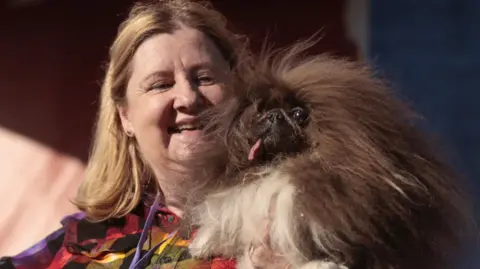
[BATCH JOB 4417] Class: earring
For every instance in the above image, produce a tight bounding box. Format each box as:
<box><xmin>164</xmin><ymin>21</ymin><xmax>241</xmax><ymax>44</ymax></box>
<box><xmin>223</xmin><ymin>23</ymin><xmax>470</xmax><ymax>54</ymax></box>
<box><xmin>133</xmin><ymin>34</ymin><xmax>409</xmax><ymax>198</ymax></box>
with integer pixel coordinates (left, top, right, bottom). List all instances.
<box><xmin>125</xmin><ymin>130</ymin><xmax>134</xmax><ymax>137</ymax></box>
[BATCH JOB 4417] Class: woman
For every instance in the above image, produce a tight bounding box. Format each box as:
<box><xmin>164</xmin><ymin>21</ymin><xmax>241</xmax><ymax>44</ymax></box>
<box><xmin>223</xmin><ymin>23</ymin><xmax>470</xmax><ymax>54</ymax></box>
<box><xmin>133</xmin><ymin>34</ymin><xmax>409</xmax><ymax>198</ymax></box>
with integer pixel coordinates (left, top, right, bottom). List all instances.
<box><xmin>0</xmin><ymin>1</ymin><xmax>250</xmax><ymax>268</ymax></box>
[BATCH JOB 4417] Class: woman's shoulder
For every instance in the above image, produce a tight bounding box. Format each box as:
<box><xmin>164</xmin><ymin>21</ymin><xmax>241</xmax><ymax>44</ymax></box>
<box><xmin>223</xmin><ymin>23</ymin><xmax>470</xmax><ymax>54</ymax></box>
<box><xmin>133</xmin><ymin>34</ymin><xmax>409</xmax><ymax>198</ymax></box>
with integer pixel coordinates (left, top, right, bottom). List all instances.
<box><xmin>0</xmin><ymin>227</ymin><xmax>65</xmax><ymax>268</ymax></box>
<box><xmin>0</xmin><ymin>210</ymin><xmax>143</xmax><ymax>268</ymax></box>
<box><xmin>0</xmin><ymin>212</ymin><xmax>83</xmax><ymax>269</ymax></box>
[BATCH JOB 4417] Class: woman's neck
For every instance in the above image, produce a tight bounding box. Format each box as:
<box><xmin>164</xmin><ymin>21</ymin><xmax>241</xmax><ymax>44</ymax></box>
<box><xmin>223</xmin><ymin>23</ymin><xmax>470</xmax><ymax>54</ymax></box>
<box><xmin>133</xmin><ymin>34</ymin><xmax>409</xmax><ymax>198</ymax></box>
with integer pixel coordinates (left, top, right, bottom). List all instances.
<box><xmin>154</xmin><ymin>167</ymin><xmax>193</xmax><ymax>219</ymax></box>
<box><xmin>157</xmin><ymin>185</ymin><xmax>186</xmax><ymax>219</ymax></box>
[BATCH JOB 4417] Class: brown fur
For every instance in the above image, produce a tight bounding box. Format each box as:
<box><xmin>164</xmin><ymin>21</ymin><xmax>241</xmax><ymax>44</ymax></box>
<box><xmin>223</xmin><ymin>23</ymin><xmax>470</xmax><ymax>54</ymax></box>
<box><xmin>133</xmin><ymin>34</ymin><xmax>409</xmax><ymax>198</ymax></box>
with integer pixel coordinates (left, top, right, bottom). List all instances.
<box><xmin>180</xmin><ymin>42</ymin><xmax>472</xmax><ymax>269</ymax></box>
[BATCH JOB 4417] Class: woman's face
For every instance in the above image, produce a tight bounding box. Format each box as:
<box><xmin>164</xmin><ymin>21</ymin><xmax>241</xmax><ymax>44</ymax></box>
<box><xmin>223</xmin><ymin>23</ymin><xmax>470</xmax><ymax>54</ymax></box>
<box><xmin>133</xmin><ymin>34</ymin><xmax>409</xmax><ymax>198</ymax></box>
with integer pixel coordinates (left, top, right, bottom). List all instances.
<box><xmin>118</xmin><ymin>25</ymin><xmax>233</xmax><ymax>176</ymax></box>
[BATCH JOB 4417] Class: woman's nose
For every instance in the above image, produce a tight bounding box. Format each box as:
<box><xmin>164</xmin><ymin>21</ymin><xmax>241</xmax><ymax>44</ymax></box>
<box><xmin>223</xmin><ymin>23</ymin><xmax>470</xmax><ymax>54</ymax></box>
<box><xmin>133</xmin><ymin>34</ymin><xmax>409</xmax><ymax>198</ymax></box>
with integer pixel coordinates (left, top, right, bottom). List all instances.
<box><xmin>172</xmin><ymin>79</ymin><xmax>203</xmax><ymax>113</ymax></box>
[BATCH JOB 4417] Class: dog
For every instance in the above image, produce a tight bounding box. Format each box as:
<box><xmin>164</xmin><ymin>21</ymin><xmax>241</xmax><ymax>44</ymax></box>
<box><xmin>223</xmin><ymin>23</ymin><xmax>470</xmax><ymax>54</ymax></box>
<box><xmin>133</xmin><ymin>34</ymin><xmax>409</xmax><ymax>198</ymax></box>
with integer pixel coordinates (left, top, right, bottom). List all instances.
<box><xmin>180</xmin><ymin>42</ymin><xmax>471</xmax><ymax>269</ymax></box>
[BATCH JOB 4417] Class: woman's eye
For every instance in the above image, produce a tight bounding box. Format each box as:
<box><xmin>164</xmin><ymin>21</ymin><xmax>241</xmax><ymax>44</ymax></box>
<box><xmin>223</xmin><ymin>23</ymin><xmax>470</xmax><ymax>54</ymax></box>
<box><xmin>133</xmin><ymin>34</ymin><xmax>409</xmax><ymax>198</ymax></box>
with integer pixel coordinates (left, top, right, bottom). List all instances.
<box><xmin>196</xmin><ymin>75</ymin><xmax>215</xmax><ymax>85</ymax></box>
<box><xmin>149</xmin><ymin>82</ymin><xmax>173</xmax><ymax>91</ymax></box>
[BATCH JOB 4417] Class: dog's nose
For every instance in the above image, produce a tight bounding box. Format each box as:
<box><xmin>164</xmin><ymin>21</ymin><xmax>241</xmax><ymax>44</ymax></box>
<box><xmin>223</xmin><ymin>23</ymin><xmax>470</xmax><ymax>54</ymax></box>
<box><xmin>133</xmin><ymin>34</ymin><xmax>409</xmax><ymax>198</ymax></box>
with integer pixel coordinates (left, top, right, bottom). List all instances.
<box><xmin>266</xmin><ymin>109</ymin><xmax>283</xmax><ymax>123</ymax></box>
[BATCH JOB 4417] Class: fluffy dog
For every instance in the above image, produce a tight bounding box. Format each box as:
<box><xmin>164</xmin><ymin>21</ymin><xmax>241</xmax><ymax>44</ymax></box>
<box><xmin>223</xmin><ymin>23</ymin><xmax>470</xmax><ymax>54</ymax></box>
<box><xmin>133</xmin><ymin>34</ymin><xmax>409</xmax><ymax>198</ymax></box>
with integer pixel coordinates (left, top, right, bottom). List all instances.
<box><xmin>181</xmin><ymin>43</ymin><xmax>471</xmax><ymax>269</ymax></box>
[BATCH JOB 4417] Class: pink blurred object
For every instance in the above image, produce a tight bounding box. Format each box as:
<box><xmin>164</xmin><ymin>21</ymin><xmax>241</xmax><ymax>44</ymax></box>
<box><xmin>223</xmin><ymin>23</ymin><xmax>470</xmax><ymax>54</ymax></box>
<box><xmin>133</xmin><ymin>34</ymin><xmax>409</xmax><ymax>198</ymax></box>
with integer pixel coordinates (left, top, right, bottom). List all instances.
<box><xmin>0</xmin><ymin>126</ymin><xmax>84</xmax><ymax>256</ymax></box>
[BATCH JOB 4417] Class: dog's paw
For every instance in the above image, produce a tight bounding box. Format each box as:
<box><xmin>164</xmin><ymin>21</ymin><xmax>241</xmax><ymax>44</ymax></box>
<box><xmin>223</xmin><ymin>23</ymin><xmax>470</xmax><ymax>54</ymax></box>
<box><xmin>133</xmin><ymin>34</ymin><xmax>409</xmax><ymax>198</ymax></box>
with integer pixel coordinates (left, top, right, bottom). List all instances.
<box><xmin>300</xmin><ymin>261</ymin><xmax>348</xmax><ymax>269</ymax></box>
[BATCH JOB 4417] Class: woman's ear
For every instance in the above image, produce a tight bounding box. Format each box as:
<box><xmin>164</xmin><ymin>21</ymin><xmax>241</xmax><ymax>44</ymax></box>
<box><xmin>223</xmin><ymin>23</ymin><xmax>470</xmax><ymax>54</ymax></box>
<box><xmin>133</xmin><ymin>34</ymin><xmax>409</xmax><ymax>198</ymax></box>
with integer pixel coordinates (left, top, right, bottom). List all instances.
<box><xmin>117</xmin><ymin>104</ymin><xmax>135</xmax><ymax>137</ymax></box>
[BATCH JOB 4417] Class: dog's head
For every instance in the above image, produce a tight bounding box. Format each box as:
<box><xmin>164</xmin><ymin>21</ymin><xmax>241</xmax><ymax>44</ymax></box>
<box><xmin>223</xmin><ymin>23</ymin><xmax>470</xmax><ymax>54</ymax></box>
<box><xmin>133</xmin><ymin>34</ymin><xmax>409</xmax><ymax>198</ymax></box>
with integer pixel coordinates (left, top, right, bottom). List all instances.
<box><xmin>198</xmin><ymin>45</ymin><xmax>410</xmax><ymax>173</ymax></box>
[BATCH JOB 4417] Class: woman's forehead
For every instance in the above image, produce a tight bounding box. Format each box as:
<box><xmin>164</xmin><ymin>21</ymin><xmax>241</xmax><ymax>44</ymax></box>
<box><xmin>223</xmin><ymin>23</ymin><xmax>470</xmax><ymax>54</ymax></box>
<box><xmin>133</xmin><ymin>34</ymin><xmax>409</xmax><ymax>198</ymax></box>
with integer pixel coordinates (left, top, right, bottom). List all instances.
<box><xmin>131</xmin><ymin>28</ymin><xmax>228</xmax><ymax>75</ymax></box>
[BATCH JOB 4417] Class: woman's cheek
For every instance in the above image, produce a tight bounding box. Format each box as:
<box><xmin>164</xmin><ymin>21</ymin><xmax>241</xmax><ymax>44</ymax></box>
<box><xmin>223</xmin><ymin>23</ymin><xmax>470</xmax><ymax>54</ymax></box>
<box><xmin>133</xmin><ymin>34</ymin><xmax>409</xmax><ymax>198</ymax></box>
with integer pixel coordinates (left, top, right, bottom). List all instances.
<box><xmin>204</xmin><ymin>85</ymin><xmax>228</xmax><ymax>105</ymax></box>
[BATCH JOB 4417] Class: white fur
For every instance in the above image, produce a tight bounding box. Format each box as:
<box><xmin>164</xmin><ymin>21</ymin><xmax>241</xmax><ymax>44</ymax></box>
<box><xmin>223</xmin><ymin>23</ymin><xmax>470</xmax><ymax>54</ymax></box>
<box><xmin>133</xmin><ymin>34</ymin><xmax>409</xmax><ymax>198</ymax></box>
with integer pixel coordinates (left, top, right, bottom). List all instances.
<box><xmin>300</xmin><ymin>261</ymin><xmax>348</xmax><ymax>269</ymax></box>
<box><xmin>189</xmin><ymin>168</ymin><xmax>348</xmax><ymax>269</ymax></box>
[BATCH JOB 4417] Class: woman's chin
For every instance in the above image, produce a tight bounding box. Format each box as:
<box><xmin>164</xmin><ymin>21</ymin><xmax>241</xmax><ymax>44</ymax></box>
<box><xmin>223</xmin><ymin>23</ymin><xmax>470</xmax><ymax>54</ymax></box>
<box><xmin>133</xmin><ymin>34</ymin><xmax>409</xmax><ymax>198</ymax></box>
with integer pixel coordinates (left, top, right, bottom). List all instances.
<box><xmin>169</xmin><ymin>130</ymin><xmax>203</xmax><ymax>159</ymax></box>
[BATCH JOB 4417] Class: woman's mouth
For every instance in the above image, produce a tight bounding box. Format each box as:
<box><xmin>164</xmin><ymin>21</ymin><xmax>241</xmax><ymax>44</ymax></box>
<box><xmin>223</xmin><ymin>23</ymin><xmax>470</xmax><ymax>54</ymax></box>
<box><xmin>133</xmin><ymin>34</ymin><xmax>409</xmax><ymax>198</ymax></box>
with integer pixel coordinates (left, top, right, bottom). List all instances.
<box><xmin>167</xmin><ymin>123</ymin><xmax>202</xmax><ymax>134</ymax></box>
<box><xmin>167</xmin><ymin>123</ymin><xmax>205</xmax><ymax>143</ymax></box>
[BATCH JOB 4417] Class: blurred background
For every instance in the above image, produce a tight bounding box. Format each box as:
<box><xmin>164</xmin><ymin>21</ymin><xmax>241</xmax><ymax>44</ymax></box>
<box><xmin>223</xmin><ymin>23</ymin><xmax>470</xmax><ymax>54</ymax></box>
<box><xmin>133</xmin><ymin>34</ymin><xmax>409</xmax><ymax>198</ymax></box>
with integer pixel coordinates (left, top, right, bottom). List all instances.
<box><xmin>0</xmin><ymin>0</ymin><xmax>478</xmax><ymax>267</ymax></box>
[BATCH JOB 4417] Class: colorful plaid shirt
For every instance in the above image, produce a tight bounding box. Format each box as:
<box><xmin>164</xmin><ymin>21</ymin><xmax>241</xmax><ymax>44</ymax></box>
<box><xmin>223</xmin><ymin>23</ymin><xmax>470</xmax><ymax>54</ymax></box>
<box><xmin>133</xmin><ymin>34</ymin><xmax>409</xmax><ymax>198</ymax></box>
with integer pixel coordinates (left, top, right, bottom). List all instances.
<box><xmin>0</xmin><ymin>204</ymin><xmax>236</xmax><ymax>269</ymax></box>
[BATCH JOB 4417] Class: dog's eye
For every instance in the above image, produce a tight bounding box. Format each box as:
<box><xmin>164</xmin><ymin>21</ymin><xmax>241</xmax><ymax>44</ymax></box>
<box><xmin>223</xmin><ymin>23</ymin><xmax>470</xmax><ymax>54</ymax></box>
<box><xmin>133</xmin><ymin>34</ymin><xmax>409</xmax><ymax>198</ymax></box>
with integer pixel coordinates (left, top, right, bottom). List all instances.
<box><xmin>252</xmin><ymin>112</ymin><xmax>263</xmax><ymax>123</ymax></box>
<box><xmin>291</xmin><ymin>107</ymin><xmax>309</xmax><ymax>124</ymax></box>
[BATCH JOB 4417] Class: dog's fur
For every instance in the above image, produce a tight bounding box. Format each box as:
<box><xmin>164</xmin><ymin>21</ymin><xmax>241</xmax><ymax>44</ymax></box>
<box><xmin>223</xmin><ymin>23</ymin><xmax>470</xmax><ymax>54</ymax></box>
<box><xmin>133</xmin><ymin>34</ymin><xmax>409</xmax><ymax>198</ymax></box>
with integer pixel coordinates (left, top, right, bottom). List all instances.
<box><xmin>181</xmin><ymin>43</ymin><xmax>471</xmax><ymax>269</ymax></box>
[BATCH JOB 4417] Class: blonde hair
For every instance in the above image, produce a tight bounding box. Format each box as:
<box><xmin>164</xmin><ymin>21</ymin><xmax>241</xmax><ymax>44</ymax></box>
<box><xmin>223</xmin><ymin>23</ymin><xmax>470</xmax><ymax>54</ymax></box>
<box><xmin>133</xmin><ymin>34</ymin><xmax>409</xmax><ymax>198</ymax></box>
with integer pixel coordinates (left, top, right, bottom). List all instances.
<box><xmin>75</xmin><ymin>0</ymin><xmax>249</xmax><ymax>221</ymax></box>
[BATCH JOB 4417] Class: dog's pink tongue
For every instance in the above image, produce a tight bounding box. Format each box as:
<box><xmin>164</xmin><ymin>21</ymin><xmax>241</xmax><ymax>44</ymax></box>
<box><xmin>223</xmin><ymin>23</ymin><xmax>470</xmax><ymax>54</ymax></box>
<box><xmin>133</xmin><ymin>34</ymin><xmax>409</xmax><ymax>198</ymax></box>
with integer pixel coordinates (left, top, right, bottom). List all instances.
<box><xmin>248</xmin><ymin>139</ymin><xmax>262</xmax><ymax>161</ymax></box>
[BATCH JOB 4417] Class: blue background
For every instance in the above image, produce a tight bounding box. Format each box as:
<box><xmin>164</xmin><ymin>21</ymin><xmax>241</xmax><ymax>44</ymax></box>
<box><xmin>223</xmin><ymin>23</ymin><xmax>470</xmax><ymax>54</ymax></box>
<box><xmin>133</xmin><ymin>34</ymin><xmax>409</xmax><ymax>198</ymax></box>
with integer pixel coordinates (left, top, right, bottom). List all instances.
<box><xmin>371</xmin><ymin>0</ymin><xmax>480</xmax><ymax>267</ymax></box>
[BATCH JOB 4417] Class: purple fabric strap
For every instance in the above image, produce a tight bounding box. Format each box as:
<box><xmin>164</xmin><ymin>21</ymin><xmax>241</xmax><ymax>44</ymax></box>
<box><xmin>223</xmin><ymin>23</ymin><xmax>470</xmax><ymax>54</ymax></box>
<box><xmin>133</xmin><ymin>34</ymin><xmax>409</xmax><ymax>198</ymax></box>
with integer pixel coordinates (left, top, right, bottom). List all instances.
<box><xmin>128</xmin><ymin>194</ymin><xmax>162</xmax><ymax>269</ymax></box>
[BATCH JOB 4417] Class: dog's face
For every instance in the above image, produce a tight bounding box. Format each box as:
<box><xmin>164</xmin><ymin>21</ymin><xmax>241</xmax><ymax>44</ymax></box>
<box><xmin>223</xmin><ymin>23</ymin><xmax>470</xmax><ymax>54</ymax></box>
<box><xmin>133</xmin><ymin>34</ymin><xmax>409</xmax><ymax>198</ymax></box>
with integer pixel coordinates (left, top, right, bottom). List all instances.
<box><xmin>193</xmin><ymin>71</ymin><xmax>317</xmax><ymax>173</ymax></box>
<box><xmin>241</xmin><ymin>88</ymin><xmax>310</xmax><ymax>163</ymax></box>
